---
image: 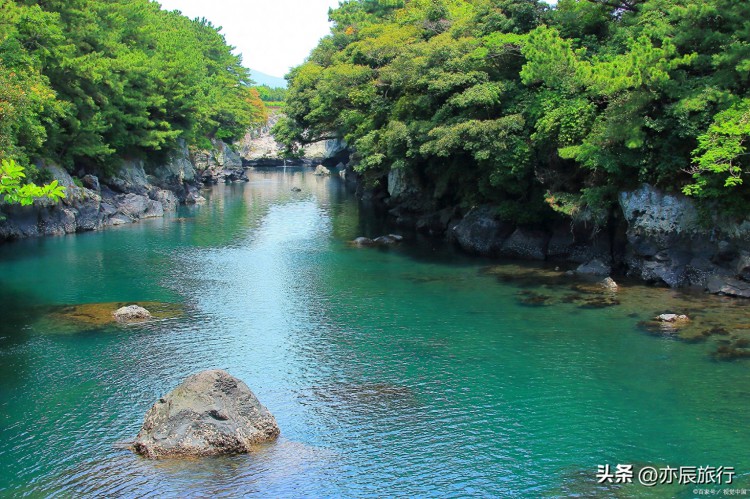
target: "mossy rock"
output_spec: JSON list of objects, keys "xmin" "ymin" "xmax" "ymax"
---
[{"xmin": 47, "ymin": 301, "xmax": 184, "ymax": 328}]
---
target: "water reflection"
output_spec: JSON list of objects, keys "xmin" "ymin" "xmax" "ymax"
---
[{"xmin": 0, "ymin": 168, "xmax": 749, "ymax": 497}]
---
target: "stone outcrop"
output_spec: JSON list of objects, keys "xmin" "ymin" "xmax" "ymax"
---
[
  {"xmin": 132, "ymin": 370, "xmax": 279, "ymax": 459},
  {"xmin": 192, "ymin": 140, "xmax": 248, "ymax": 184},
  {"xmin": 239, "ymin": 110, "xmax": 349, "ymax": 167},
  {"xmin": 619, "ymin": 184, "xmax": 750, "ymax": 290}
]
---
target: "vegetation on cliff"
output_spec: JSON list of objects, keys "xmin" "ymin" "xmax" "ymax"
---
[
  {"xmin": 276, "ymin": 0, "xmax": 750, "ymax": 221},
  {"xmin": 0, "ymin": 0, "xmax": 267, "ymax": 180}
]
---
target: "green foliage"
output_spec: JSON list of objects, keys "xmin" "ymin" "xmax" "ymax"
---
[
  {"xmin": 278, "ymin": 0, "xmax": 750, "ymax": 222},
  {"xmin": 685, "ymin": 99, "xmax": 750, "ymax": 196},
  {"xmin": 0, "ymin": 159, "xmax": 65, "ymax": 207},
  {"xmin": 254, "ymin": 85, "xmax": 287, "ymax": 103},
  {"xmin": 0, "ymin": 0, "xmax": 267, "ymax": 174}
]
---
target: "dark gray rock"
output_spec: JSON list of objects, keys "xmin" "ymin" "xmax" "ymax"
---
[
  {"xmin": 151, "ymin": 189, "xmax": 178, "ymax": 212},
  {"xmin": 374, "ymin": 235, "xmax": 400, "ymax": 246},
  {"xmin": 109, "ymin": 161, "xmax": 150, "ymax": 195},
  {"xmin": 143, "ymin": 199, "xmax": 164, "ymax": 219},
  {"xmin": 185, "ymin": 187, "xmax": 207, "ymax": 205},
  {"xmin": 82, "ymin": 174, "xmax": 100, "ymax": 192},
  {"xmin": 736, "ymin": 252, "xmax": 750, "ymax": 281},
  {"xmin": 152, "ymin": 141, "xmax": 197, "ymax": 200},
  {"xmin": 132, "ymin": 370, "xmax": 279, "ymax": 459},
  {"xmin": 352, "ymin": 237, "xmax": 375, "ymax": 247},
  {"xmin": 706, "ymin": 275, "xmax": 750, "ymax": 298},
  {"xmin": 115, "ymin": 193, "xmax": 150, "ymax": 219},
  {"xmin": 499, "ymin": 228, "xmax": 549, "ymax": 260},
  {"xmin": 576, "ymin": 258, "xmax": 611, "ymax": 276},
  {"xmin": 449, "ymin": 206, "xmax": 513, "ymax": 257}
]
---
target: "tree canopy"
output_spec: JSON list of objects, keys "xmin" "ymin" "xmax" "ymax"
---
[
  {"xmin": 0, "ymin": 0, "xmax": 267, "ymax": 177},
  {"xmin": 277, "ymin": 0, "xmax": 750, "ymax": 221}
]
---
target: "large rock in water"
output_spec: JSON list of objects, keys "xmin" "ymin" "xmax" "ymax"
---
[{"xmin": 132, "ymin": 370, "xmax": 280, "ymax": 458}]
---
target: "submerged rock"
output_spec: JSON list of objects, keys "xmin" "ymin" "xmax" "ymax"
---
[
  {"xmin": 113, "ymin": 305, "xmax": 152, "ymax": 322},
  {"xmin": 291, "ymin": 187, "xmax": 302, "ymax": 192},
  {"xmin": 132, "ymin": 370, "xmax": 279, "ymax": 458}
]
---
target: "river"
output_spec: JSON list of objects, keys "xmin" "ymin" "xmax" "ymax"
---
[{"xmin": 0, "ymin": 168, "xmax": 748, "ymax": 497}]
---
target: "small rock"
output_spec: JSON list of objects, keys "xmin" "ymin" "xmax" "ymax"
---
[
  {"xmin": 291, "ymin": 187, "xmax": 302, "ymax": 192},
  {"xmin": 313, "ymin": 165, "xmax": 331, "ymax": 176},
  {"xmin": 656, "ymin": 314, "xmax": 689, "ymax": 323},
  {"xmin": 132, "ymin": 370, "xmax": 279, "ymax": 458},
  {"xmin": 113, "ymin": 305, "xmax": 152, "ymax": 322},
  {"xmin": 600, "ymin": 277, "xmax": 619, "ymax": 291}
]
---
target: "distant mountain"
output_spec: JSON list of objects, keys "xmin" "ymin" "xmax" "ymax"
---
[{"xmin": 250, "ymin": 69, "xmax": 287, "ymax": 88}]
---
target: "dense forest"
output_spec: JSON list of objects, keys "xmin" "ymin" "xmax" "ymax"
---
[
  {"xmin": 276, "ymin": 0, "xmax": 750, "ymax": 223},
  {"xmin": 0, "ymin": 0, "xmax": 267, "ymax": 183}
]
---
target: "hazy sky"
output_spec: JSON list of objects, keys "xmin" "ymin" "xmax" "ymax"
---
[{"xmin": 156, "ymin": 0, "xmax": 342, "ymax": 77}]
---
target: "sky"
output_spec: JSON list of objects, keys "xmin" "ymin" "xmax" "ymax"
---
[{"xmin": 156, "ymin": 0, "xmax": 342, "ymax": 77}]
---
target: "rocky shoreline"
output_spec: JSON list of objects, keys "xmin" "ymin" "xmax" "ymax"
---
[
  {"xmin": 325, "ymin": 157, "xmax": 750, "ymax": 298},
  {"xmin": 0, "ymin": 121, "xmax": 347, "ymax": 241},
  {"xmin": 6, "ymin": 123, "xmax": 749, "ymax": 299}
]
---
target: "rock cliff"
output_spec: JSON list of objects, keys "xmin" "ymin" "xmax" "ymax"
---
[
  {"xmin": 375, "ymin": 169, "xmax": 750, "ymax": 296},
  {"xmin": 0, "ymin": 139, "xmax": 242, "ymax": 242}
]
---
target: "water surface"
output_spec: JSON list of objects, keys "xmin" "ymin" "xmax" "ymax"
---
[{"xmin": 0, "ymin": 168, "xmax": 749, "ymax": 497}]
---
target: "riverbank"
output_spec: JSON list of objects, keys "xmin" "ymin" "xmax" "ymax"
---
[{"xmin": 348, "ymin": 161, "xmax": 750, "ymax": 298}]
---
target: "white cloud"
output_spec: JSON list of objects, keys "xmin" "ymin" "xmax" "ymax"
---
[{"xmin": 156, "ymin": 0, "xmax": 341, "ymax": 77}]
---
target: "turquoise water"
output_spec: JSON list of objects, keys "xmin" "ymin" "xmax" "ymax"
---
[{"xmin": 0, "ymin": 168, "xmax": 749, "ymax": 497}]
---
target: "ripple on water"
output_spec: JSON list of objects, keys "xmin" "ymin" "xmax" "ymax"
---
[{"xmin": 2, "ymin": 172, "xmax": 750, "ymax": 496}]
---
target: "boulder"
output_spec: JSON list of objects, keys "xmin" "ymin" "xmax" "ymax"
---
[
  {"xmin": 132, "ymin": 370, "xmax": 279, "ymax": 459},
  {"xmin": 499, "ymin": 228, "xmax": 549, "ymax": 260},
  {"xmin": 449, "ymin": 206, "xmax": 514, "ymax": 257},
  {"xmin": 736, "ymin": 252, "xmax": 750, "ymax": 281},
  {"xmin": 706, "ymin": 275, "xmax": 750, "ymax": 298},
  {"xmin": 313, "ymin": 164, "xmax": 331, "ymax": 176},
  {"xmin": 113, "ymin": 305, "xmax": 152, "ymax": 322}
]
